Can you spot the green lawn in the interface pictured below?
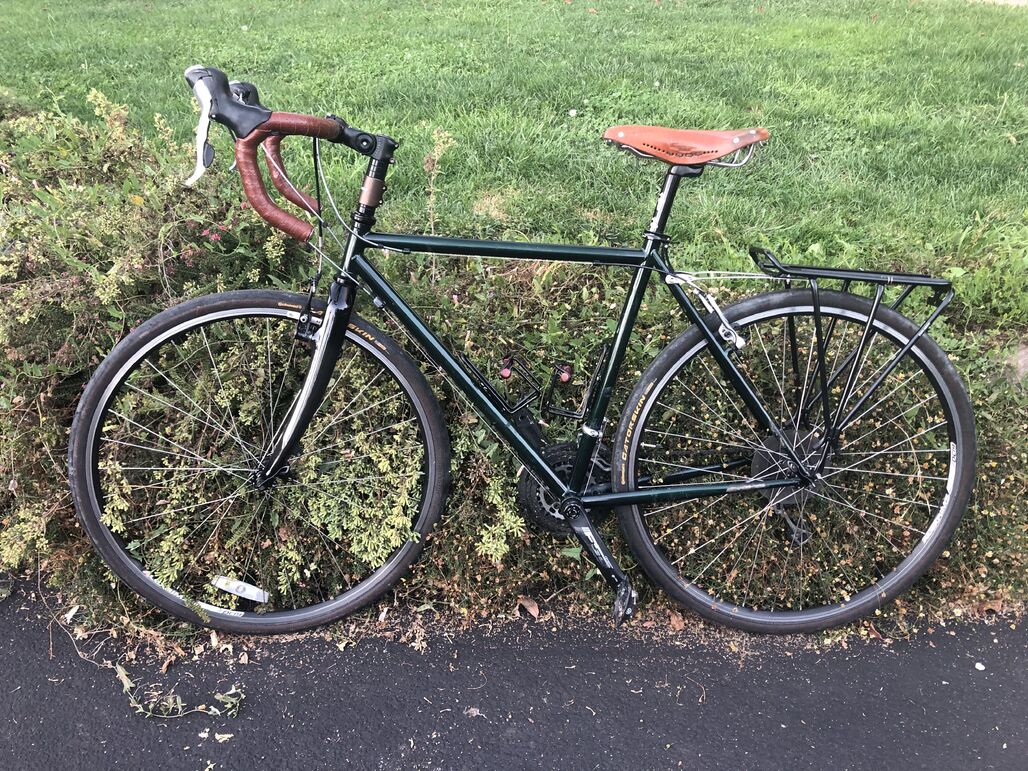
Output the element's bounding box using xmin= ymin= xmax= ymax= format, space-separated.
xmin=1 ymin=0 xmax=1026 ymax=634
xmin=3 ymin=0 xmax=1026 ymax=288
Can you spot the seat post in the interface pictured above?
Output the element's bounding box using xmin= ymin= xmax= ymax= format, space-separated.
xmin=644 ymin=164 xmax=702 ymax=247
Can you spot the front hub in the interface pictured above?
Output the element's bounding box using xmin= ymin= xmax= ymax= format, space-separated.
xmin=251 ymin=462 xmax=291 ymax=491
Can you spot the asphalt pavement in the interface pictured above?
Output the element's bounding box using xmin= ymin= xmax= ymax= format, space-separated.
xmin=0 ymin=584 xmax=1024 ymax=770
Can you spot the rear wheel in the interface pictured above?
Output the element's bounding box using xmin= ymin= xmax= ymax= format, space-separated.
xmin=69 ymin=290 xmax=450 ymax=634
xmin=613 ymin=289 xmax=975 ymax=633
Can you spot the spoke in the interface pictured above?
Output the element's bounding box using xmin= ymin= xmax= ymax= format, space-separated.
xmin=842 ymin=370 xmax=929 ymax=432
xmin=124 ymin=381 xmax=259 ymax=465
xmin=823 ymin=480 xmax=942 ymax=512
xmin=663 ymin=364 xmax=765 ymax=447
xmin=190 ymin=483 xmax=250 ymax=563
xmin=643 ymin=426 xmax=776 ymax=458
xmin=806 ymin=487 xmax=926 ymax=536
xmin=653 ymin=491 xmax=734 ymax=543
xmin=752 ymin=322 xmax=790 ymax=426
xmin=293 ymin=416 xmax=418 ymax=463
xmin=825 ymin=466 xmax=948 ymax=483
xmin=308 ymin=348 xmax=363 ymax=428
xmin=637 ymin=456 xmax=753 ymax=482
xmin=139 ymin=358 xmax=251 ymax=461
xmin=779 ymin=318 xmax=790 ymax=425
xmin=268 ymin=334 xmax=301 ymax=446
xmin=199 ymin=326 xmax=263 ymax=465
xmin=305 ymin=367 xmax=388 ymax=446
xmin=289 ymin=500 xmax=357 ymax=595
xmin=682 ymin=504 xmax=771 ymax=580
xmin=265 ymin=319 xmax=276 ymax=449
xmin=720 ymin=502 xmax=772 ymax=601
xmin=837 ymin=448 xmax=949 ymax=457
xmin=655 ymin=398 xmax=768 ymax=456
xmin=241 ymin=494 xmax=274 ymax=579
xmin=105 ymin=415 xmax=248 ymax=480
xmin=739 ymin=497 xmax=773 ymax=606
xmin=808 ymin=487 xmax=911 ymax=557
xmin=829 ymin=422 xmax=948 ymax=474
xmin=837 ymin=397 xmax=938 ymax=451
xmin=791 ymin=316 xmax=820 ymax=434
xmin=693 ymin=353 xmax=768 ymax=449
xmin=272 ymin=472 xmax=419 ymax=493
xmin=117 ymin=465 xmax=251 ymax=473
xmin=102 ymin=438 xmax=242 ymax=474
xmin=122 ymin=483 xmax=250 ymax=525
xmin=672 ymin=508 xmax=765 ymax=565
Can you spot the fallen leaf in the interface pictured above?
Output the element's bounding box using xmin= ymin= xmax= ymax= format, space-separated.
xmin=215 ymin=733 xmax=234 ymax=743
xmin=517 ymin=596 xmax=540 ymax=619
xmin=979 ymin=598 xmax=1004 ymax=614
xmin=669 ymin=611 xmax=685 ymax=632
xmin=114 ymin=665 xmax=135 ymax=693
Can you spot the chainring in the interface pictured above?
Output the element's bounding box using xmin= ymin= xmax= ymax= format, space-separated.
xmin=515 ymin=441 xmax=612 ymax=536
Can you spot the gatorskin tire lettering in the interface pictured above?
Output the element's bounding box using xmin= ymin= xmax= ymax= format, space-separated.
xmin=620 ymin=380 xmax=655 ymax=485
xmin=349 ymin=323 xmax=387 ymax=351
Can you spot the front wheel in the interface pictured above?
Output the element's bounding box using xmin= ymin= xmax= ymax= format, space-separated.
xmin=613 ymin=289 xmax=975 ymax=633
xmin=69 ymin=290 xmax=450 ymax=634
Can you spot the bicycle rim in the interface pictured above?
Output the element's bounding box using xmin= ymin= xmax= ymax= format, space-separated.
xmin=73 ymin=295 xmax=442 ymax=630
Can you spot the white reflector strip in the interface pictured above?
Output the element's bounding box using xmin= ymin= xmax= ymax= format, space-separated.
xmin=212 ymin=576 xmax=269 ymax=604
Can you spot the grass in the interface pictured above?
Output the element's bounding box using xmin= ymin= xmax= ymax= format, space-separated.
xmin=0 ymin=0 xmax=1026 ymax=642
xmin=3 ymin=1 xmax=1026 ymax=283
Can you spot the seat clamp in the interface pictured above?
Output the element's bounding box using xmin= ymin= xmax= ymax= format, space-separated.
xmin=643 ymin=230 xmax=672 ymax=244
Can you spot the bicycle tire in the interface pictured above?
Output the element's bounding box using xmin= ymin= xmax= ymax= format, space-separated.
xmin=613 ymin=289 xmax=976 ymax=633
xmin=69 ymin=289 xmax=450 ymax=634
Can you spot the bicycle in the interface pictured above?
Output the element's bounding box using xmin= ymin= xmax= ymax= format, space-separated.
xmin=67 ymin=65 xmax=977 ymax=635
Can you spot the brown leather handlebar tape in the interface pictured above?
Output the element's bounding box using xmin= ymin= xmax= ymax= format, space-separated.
xmin=233 ymin=113 xmax=342 ymax=242
xmin=264 ymin=112 xmax=343 ymax=141
xmin=263 ymin=135 xmax=320 ymax=216
xmin=235 ymin=129 xmax=314 ymax=241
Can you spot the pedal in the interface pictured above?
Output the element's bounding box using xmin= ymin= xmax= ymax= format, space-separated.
xmin=612 ymin=579 xmax=638 ymax=629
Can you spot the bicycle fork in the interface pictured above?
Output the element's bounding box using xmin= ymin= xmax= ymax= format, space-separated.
xmin=254 ymin=276 xmax=356 ymax=487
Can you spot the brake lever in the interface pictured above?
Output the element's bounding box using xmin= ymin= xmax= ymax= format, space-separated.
xmin=185 ymin=75 xmax=215 ymax=187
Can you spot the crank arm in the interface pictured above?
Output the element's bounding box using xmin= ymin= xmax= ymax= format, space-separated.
xmin=561 ymin=499 xmax=637 ymax=627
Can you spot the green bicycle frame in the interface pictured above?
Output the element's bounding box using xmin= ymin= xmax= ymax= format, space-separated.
xmin=345 ymin=225 xmax=804 ymax=510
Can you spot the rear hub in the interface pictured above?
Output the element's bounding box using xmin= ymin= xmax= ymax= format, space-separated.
xmin=750 ymin=426 xmax=831 ymax=508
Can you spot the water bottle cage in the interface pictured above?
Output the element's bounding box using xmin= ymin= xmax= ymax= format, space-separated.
xmin=540 ymin=341 xmax=611 ymax=421
xmin=457 ymin=353 xmax=542 ymax=415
